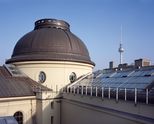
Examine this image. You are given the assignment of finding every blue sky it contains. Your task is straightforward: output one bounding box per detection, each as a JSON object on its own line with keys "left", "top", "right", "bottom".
{"left": 0, "top": 0, "right": 154, "bottom": 70}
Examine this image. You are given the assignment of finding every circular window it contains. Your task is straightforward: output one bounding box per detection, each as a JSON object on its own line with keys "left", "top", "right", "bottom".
{"left": 39, "top": 71, "right": 46, "bottom": 83}
{"left": 69, "top": 72, "right": 77, "bottom": 83}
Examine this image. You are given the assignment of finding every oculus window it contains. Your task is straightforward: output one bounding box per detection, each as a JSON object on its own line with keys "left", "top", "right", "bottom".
{"left": 69, "top": 72, "right": 77, "bottom": 83}
{"left": 39, "top": 71, "right": 46, "bottom": 83}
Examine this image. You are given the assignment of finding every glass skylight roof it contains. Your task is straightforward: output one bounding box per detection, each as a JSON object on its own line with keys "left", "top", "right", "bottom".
{"left": 72, "top": 68, "right": 154, "bottom": 90}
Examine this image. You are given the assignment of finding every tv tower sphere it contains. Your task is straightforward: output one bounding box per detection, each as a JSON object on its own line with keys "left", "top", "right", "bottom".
{"left": 118, "top": 43, "right": 124, "bottom": 64}
{"left": 119, "top": 44, "right": 124, "bottom": 53}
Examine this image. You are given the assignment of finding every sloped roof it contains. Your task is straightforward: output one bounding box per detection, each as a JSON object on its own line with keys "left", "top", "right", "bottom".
{"left": 69, "top": 67, "right": 154, "bottom": 104}
{"left": 0, "top": 66, "right": 51, "bottom": 98}
{"left": 72, "top": 67, "right": 154, "bottom": 90}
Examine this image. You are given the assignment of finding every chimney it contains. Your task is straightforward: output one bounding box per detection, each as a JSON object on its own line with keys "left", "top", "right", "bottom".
{"left": 109, "top": 61, "right": 114, "bottom": 69}
{"left": 135, "top": 59, "right": 151, "bottom": 68}
{"left": 118, "top": 63, "right": 128, "bottom": 69}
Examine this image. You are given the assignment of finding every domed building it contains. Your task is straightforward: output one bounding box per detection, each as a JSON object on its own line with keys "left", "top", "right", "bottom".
{"left": 0, "top": 18, "right": 94, "bottom": 124}
{"left": 6, "top": 18, "right": 94, "bottom": 89}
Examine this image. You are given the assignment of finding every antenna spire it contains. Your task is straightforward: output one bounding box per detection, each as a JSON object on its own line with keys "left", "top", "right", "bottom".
{"left": 118, "top": 25, "right": 124, "bottom": 64}
{"left": 120, "top": 24, "right": 122, "bottom": 44}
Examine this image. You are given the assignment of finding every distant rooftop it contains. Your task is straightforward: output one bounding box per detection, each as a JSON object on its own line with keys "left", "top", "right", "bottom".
{"left": 107, "top": 58, "right": 152, "bottom": 72}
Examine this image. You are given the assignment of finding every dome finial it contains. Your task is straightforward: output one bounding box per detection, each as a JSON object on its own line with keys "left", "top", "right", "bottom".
{"left": 34, "top": 18, "right": 70, "bottom": 30}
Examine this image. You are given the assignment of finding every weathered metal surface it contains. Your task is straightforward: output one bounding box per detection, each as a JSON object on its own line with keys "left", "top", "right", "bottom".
{"left": 6, "top": 19, "right": 94, "bottom": 65}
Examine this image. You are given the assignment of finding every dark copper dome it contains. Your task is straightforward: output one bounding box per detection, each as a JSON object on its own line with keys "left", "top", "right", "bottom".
{"left": 6, "top": 18, "right": 94, "bottom": 65}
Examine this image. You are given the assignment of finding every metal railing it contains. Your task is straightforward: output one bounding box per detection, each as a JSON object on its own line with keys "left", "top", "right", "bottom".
{"left": 62, "top": 85, "right": 154, "bottom": 105}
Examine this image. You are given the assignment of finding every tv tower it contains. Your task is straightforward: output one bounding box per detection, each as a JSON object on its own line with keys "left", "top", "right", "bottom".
{"left": 118, "top": 25, "right": 124, "bottom": 64}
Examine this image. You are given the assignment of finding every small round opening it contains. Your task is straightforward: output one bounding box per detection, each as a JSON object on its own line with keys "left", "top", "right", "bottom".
{"left": 69, "top": 72, "right": 77, "bottom": 83}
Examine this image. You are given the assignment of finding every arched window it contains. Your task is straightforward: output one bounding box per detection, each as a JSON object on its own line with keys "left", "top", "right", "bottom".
{"left": 14, "top": 111, "right": 23, "bottom": 124}
{"left": 69, "top": 72, "right": 77, "bottom": 83}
